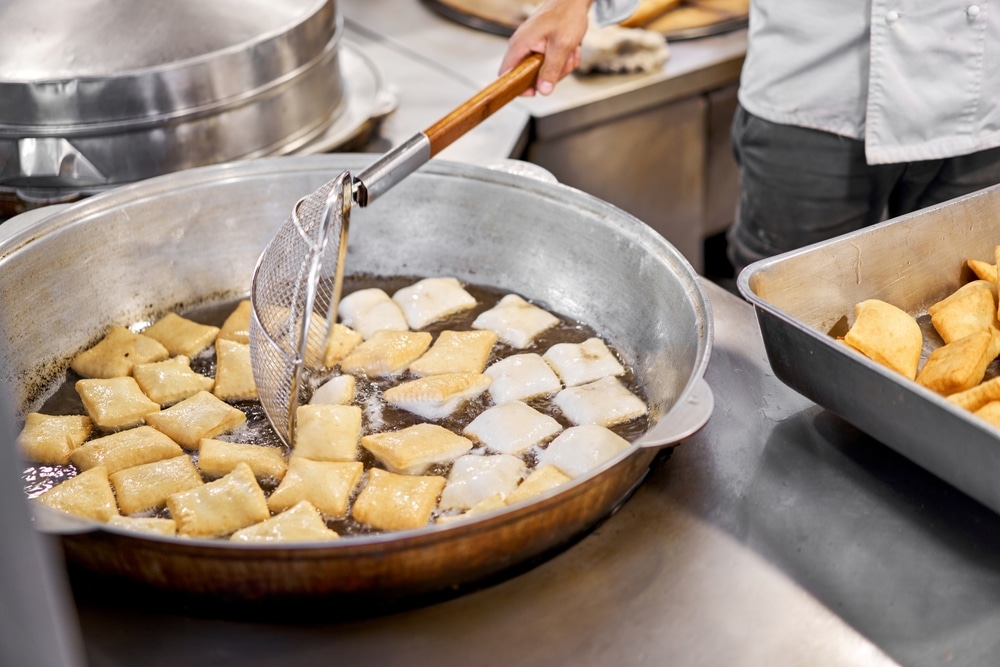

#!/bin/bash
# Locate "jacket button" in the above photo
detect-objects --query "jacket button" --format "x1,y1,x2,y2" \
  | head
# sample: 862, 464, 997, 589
968, 4, 981, 18
886, 10, 900, 23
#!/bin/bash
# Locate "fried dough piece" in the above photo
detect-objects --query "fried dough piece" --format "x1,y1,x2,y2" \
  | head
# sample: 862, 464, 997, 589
213, 339, 257, 401
70, 325, 169, 379
383, 372, 492, 420
35, 466, 119, 522
109, 455, 203, 515
293, 404, 362, 462
144, 391, 246, 449
218, 300, 252, 344
339, 330, 432, 377
142, 312, 220, 357
323, 323, 363, 368
927, 280, 999, 344
472, 294, 560, 349
338, 288, 409, 340
505, 465, 573, 506
70, 425, 183, 474
553, 376, 648, 427
974, 400, 1000, 429
408, 330, 498, 377
543, 337, 626, 387
107, 515, 177, 537
308, 374, 356, 406
392, 277, 477, 330
352, 468, 446, 531
916, 330, 996, 396
968, 258, 998, 282
361, 423, 472, 475
230, 500, 339, 543
17, 413, 93, 465
267, 458, 363, 517
948, 376, 1000, 412
438, 454, 527, 511
166, 462, 269, 538
485, 353, 563, 403
133, 355, 214, 406
197, 438, 288, 481
76, 377, 161, 430
536, 424, 631, 478
463, 400, 562, 455
842, 299, 923, 380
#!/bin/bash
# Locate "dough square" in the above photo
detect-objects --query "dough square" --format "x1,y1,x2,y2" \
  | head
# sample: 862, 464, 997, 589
339, 330, 432, 377
553, 376, 647, 427
218, 300, 252, 344
76, 376, 161, 430
109, 455, 204, 515
542, 337, 626, 387
293, 404, 362, 462
409, 330, 498, 377
472, 294, 559, 349
17, 413, 93, 465
536, 424, 631, 478
392, 277, 478, 330
197, 438, 288, 481
484, 353, 562, 403
213, 339, 258, 401
267, 458, 364, 517
352, 468, 446, 531
35, 466, 119, 522
928, 280, 998, 344
438, 453, 527, 511
144, 390, 247, 449
70, 325, 169, 379
323, 324, 363, 368
107, 515, 178, 537
505, 465, 573, 506
338, 288, 409, 340
463, 400, 563, 455
361, 423, 473, 475
70, 425, 184, 474
309, 374, 356, 406
383, 372, 492, 420
166, 462, 269, 538
143, 312, 220, 357
916, 330, 996, 396
436, 493, 507, 524
230, 500, 339, 543
133, 355, 214, 406
843, 299, 923, 380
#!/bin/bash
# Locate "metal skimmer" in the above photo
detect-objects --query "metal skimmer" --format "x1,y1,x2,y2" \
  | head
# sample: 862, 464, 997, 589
249, 53, 543, 445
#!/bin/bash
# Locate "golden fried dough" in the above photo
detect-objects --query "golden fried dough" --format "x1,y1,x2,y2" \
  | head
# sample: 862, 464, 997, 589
927, 280, 999, 344
842, 299, 922, 380
916, 330, 995, 395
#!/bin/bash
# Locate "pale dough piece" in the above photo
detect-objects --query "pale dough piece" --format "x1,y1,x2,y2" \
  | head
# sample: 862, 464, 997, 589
76, 376, 161, 430
70, 425, 184, 474
437, 493, 506, 524
70, 325, 169, 379
166, 462, 270, 538
230, 500, 339, 543
408, 330, 498, 377
132, 355, 214, 406
553, 376, 647, 427
338, 288, 409, 340
110, 455, 204, 515
339, 330, 432, 377
292, 404, 362, 462
309, 374, 356, 406
361, 423, 473, 475
543, 337, 626, 387
267, 458, 364, 517
383, 372, 492, 420
144, 390, 247, 449
213, 339, 258, 401
392, 277, 478, 330
323, 323, 363, 367
463, 400, 563, 455
506, 465, 573, 506
218, 300, 252, 344
35, 466, 119, 522
536, 424, 631, 478
438, 454, 527, 511
17, 413, 93, 465
197, 438, 288, 481
484, 353, 563, 403
142, 312, 220, 357
352, 468, 446, 531
107, 515, 177, 537
472, 294, 559, 349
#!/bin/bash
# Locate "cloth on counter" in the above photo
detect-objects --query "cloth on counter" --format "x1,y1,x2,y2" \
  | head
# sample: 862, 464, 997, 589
577, 20, 669, 74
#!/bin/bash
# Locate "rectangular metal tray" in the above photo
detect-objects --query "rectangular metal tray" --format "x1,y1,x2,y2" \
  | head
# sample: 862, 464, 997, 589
738, 183, 1000, 516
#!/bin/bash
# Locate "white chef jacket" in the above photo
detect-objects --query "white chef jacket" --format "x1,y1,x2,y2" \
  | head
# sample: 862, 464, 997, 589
738, 1, 1000, 165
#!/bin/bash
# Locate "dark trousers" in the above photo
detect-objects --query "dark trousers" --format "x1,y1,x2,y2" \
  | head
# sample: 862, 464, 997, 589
726, 104, 1000, 274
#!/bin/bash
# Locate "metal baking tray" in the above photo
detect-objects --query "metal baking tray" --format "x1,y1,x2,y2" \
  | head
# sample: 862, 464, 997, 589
737, 183, 1000, 515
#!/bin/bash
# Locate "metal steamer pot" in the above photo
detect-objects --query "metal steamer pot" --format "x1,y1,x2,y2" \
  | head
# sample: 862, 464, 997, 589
0, 155, 713, 605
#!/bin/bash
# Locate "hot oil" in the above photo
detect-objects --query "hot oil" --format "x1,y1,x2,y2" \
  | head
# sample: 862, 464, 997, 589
23, 276, 650, 537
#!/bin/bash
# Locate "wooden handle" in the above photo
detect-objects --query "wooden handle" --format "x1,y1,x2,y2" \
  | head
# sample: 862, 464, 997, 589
620, 0, 684, 27
424, 53, 544, 157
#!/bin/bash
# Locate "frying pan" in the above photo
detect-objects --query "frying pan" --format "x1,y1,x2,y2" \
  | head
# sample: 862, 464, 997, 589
0, 154, 713, 605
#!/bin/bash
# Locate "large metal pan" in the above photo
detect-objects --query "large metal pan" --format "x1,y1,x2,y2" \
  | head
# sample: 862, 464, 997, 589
0, 155, 713, 605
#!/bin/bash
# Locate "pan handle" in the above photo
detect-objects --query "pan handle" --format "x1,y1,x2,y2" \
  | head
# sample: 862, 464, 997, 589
635, 378, 714, 449
352, 53, 544, 207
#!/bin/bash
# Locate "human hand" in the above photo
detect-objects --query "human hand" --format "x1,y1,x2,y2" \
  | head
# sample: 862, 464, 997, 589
498, 0, 592, 96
